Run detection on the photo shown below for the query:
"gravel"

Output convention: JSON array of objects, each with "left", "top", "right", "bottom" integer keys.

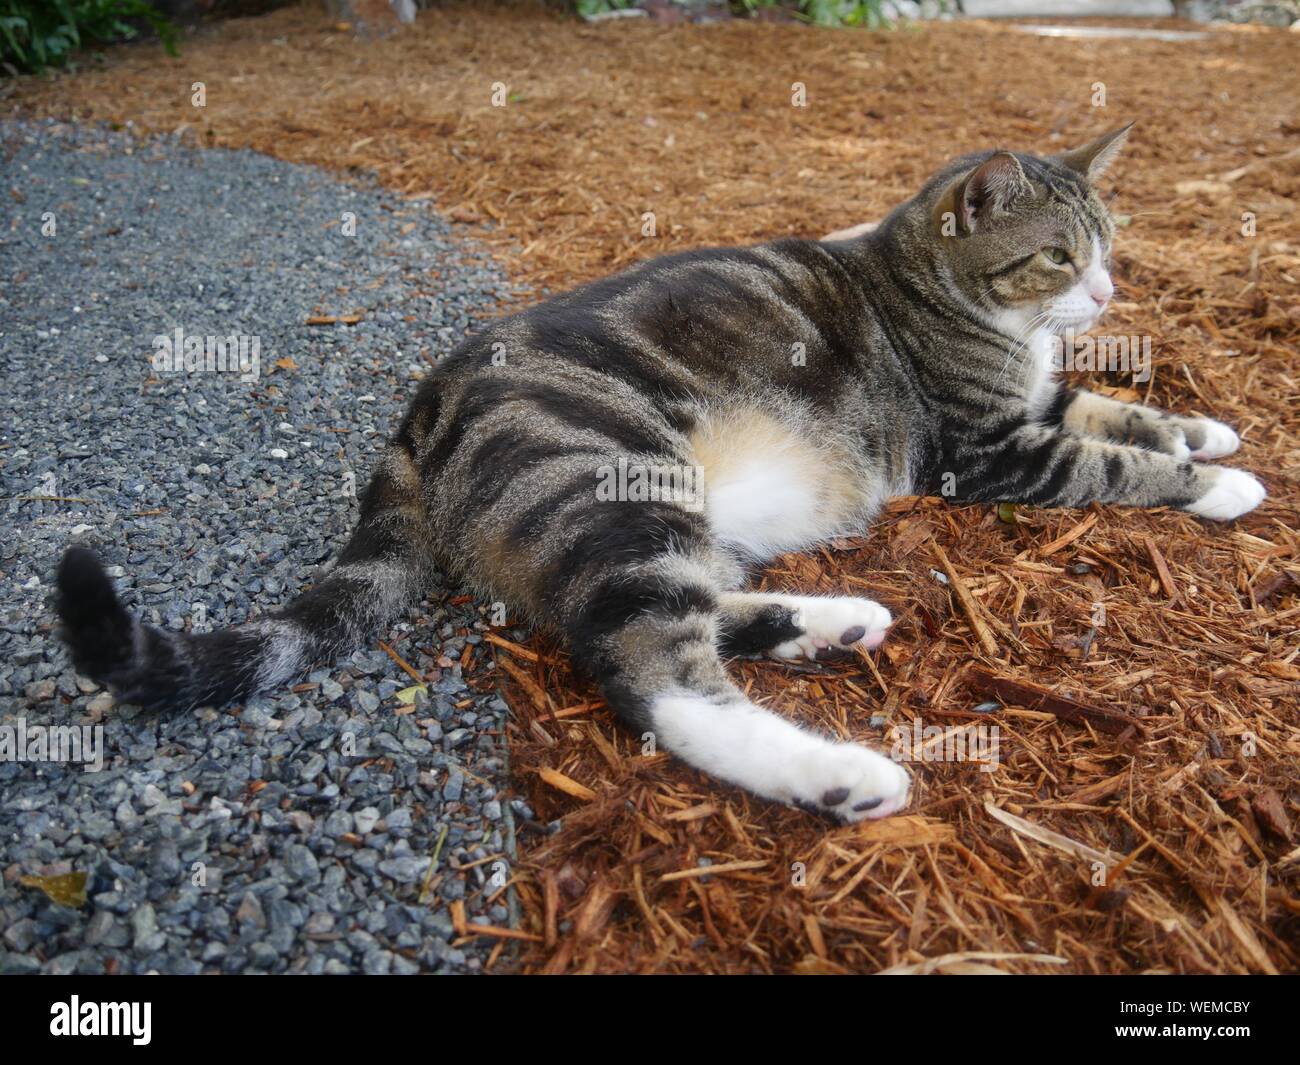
[{"left": 0, "top": 119, "right": 530, "bottom": 974}]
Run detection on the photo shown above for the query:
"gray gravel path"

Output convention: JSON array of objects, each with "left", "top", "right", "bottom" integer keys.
[{"left": 0, "top": 119, "right": 534, "bottom": 974}]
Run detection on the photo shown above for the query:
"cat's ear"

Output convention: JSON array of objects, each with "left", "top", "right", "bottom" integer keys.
[
  {"left": 940, "top": 152, "right": 1031, "bottom": 235},
  {"left": 1057, "top": 123, "right": 1134, "bottom": 180}
]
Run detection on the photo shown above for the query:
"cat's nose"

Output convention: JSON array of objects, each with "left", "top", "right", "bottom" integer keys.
[{"left": 1085, "top": 273, "right": 1114, "bottom": 306}]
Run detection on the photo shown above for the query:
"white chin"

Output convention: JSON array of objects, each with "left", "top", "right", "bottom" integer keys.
[{"left": 1052, "top": 313, "right": 1100, "bottom": 333}]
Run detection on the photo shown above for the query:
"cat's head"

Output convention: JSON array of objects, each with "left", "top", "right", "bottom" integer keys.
[{"left": 926, "top": 125, "right": 1132, "bottom": 336}]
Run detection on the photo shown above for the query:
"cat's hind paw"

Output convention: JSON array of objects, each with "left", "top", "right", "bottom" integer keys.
[
  {"left": 770, "top": 596, "right": 892, "bottom": 661},
  {"left": 1184, "top": 418, "right": 1241, "bottom": 460},
  {"left": 1186, "top": 468, "right": 1266, "bottom": 521},
  {"left": 790, "top": 743, "right": 912, "bottom": 822}
]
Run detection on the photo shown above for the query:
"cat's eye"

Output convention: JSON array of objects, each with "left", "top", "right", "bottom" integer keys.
[{"left": 1043, "top": 247, "right": 1071, "bottom": 266}]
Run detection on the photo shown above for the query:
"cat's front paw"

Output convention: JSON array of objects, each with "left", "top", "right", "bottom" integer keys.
[
  {"left": 1185, "top": 468, "right": 1266, "bottom": 521},
  {"left": 790, "top": 742, "right": 911, "bottom": 822},
  {"left": 1183, "top": 418, "right": 1240, "bottom": 460},
  {"left": 1137, "top": 422, "right": 1190, "bottom": 460},
  {"left": 771, "top": 596, "right": 892, "bottom": 661}
]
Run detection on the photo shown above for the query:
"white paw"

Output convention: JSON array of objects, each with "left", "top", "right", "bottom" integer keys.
[
  {"left": 771, "top": 596, "right": 893, "bottom": 660},
  {"left": 1185, "top": 468, "right": 1266, "bottom": 521},
  {"left": 1188, "top": 418, "right": 1240, "bottom": 460},
  {"left": 789, "top": 742, "right": 912, "bottom": 822}
]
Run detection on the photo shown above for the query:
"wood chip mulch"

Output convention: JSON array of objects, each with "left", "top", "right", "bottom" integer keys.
[{"left": 11, "top": 2, "right": 1298, "bottom": 973}]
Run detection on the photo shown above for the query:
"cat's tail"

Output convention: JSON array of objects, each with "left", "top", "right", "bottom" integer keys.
[{"left": 55, "top": 444, "right": 428, "bottom": 711}]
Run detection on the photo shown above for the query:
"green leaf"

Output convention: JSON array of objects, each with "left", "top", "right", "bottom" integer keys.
[
  {"left": 0, "top": 18, "right": 27, "bottom": 66},
  {"left": 0, "top": 0, "right": 180, "bottom": 72},
  {"left": 53, "top": 0, "right": 77, "bottom": 47},
  {"left": 20, "top": 871, "right": 88, "bottom": 908},
  {"left": 395, "top": 684, "right": 428, "bottom": 706}
]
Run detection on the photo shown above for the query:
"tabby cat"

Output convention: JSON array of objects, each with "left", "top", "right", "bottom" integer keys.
[{"left": 57, "top": 126, "right": 1266, "bottom": 822}]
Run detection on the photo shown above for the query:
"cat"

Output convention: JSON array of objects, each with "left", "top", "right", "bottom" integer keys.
[{"left": 56, "top": 125, "right": 1266, "bottom": 823}]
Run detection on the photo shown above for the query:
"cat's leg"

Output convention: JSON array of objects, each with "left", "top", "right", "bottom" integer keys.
[
  {"left": 556, "top": 516, "right": 909, "bottom": 821},
  {"left": 955, "top": 420, "right": 1265, "bottom": 520},
  {"left": 717, "top": 591, "right": 892, "bottom": 660},
  {"left": 1059, "top": 389, "right": 1241, "bottom": 460}
]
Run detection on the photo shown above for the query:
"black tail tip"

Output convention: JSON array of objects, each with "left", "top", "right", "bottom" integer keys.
[
  {"left": 56, "top": 546, "right": 122, "bottom": 623},
  {"left": 55, "top": 545, "right": 134, "bottom": 680}
]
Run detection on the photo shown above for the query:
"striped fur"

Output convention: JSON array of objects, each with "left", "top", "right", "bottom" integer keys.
[{"left": 57, "top": 127, "right": 1264, "bottom": 821}]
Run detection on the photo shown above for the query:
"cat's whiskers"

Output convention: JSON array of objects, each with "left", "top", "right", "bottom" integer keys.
[
  {"left": 972, "top": 284, "right": 1048, "bottom": 363},
  {"left": 1012, "top": 313, "right": 1063, "bottom": 396},
  {"left": 987, "top": 309, "right": 1051, "bottom": 405}
]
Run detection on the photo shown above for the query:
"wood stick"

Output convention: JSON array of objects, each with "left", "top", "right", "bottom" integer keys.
[
  {"left": 483, "top": 631, "right": 539, "bottom": 661},
  {"left": 659, "top": 859, "right": 768, "bottom": 882},
  {"left": 933, "top": 543, "right": 999, "bottom": 656},
  {"left": 305, "top": 313, "right": 363, "bottom": 325},
  {"left": 542, "top": 869, "right": 558, "bottom": 950},
  {"left": 457, "top": 923, "right": 544, "bottom": 943},
  {"left": 537, "top": 766, "right": 597, "bottom": 802},
  {"left": 377, "top": 639, "right": 423, "bottom": 682},
  {"left": 1143, "top": 536, "right": 1180, "bottom": 601},
  {"left": 964, "top": 667, "right": 1144, "bottom": 736},
  {"left": 1039, "top": 512, "right": 1098, "bottom": 557}
]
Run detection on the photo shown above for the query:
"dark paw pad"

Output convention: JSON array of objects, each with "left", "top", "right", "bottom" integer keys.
[{"left": 839, "top": 625, "right": 866, "bottom": 646}]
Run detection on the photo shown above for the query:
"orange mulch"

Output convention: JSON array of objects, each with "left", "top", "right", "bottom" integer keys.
[{"left": 10, "top": 2, "right": 1299, "bottom": 974}]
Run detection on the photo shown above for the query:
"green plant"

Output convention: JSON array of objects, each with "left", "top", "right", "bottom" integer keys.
[
  {"left": 800, "top": 0, "right": 890, "bottom": 27},
  {"left": 576, "top": 2, "right": 923, "bottom": 29},
  {"left": 0, "top": 0, "right": 177, "bottom": 75},
  {"left": 576, "top": 0, "right": 633, "bottom": 16}
]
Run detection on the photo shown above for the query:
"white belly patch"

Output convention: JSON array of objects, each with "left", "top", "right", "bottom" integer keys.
[{"left": 688, "top": 407, "right": 868, "bottom": 561}]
